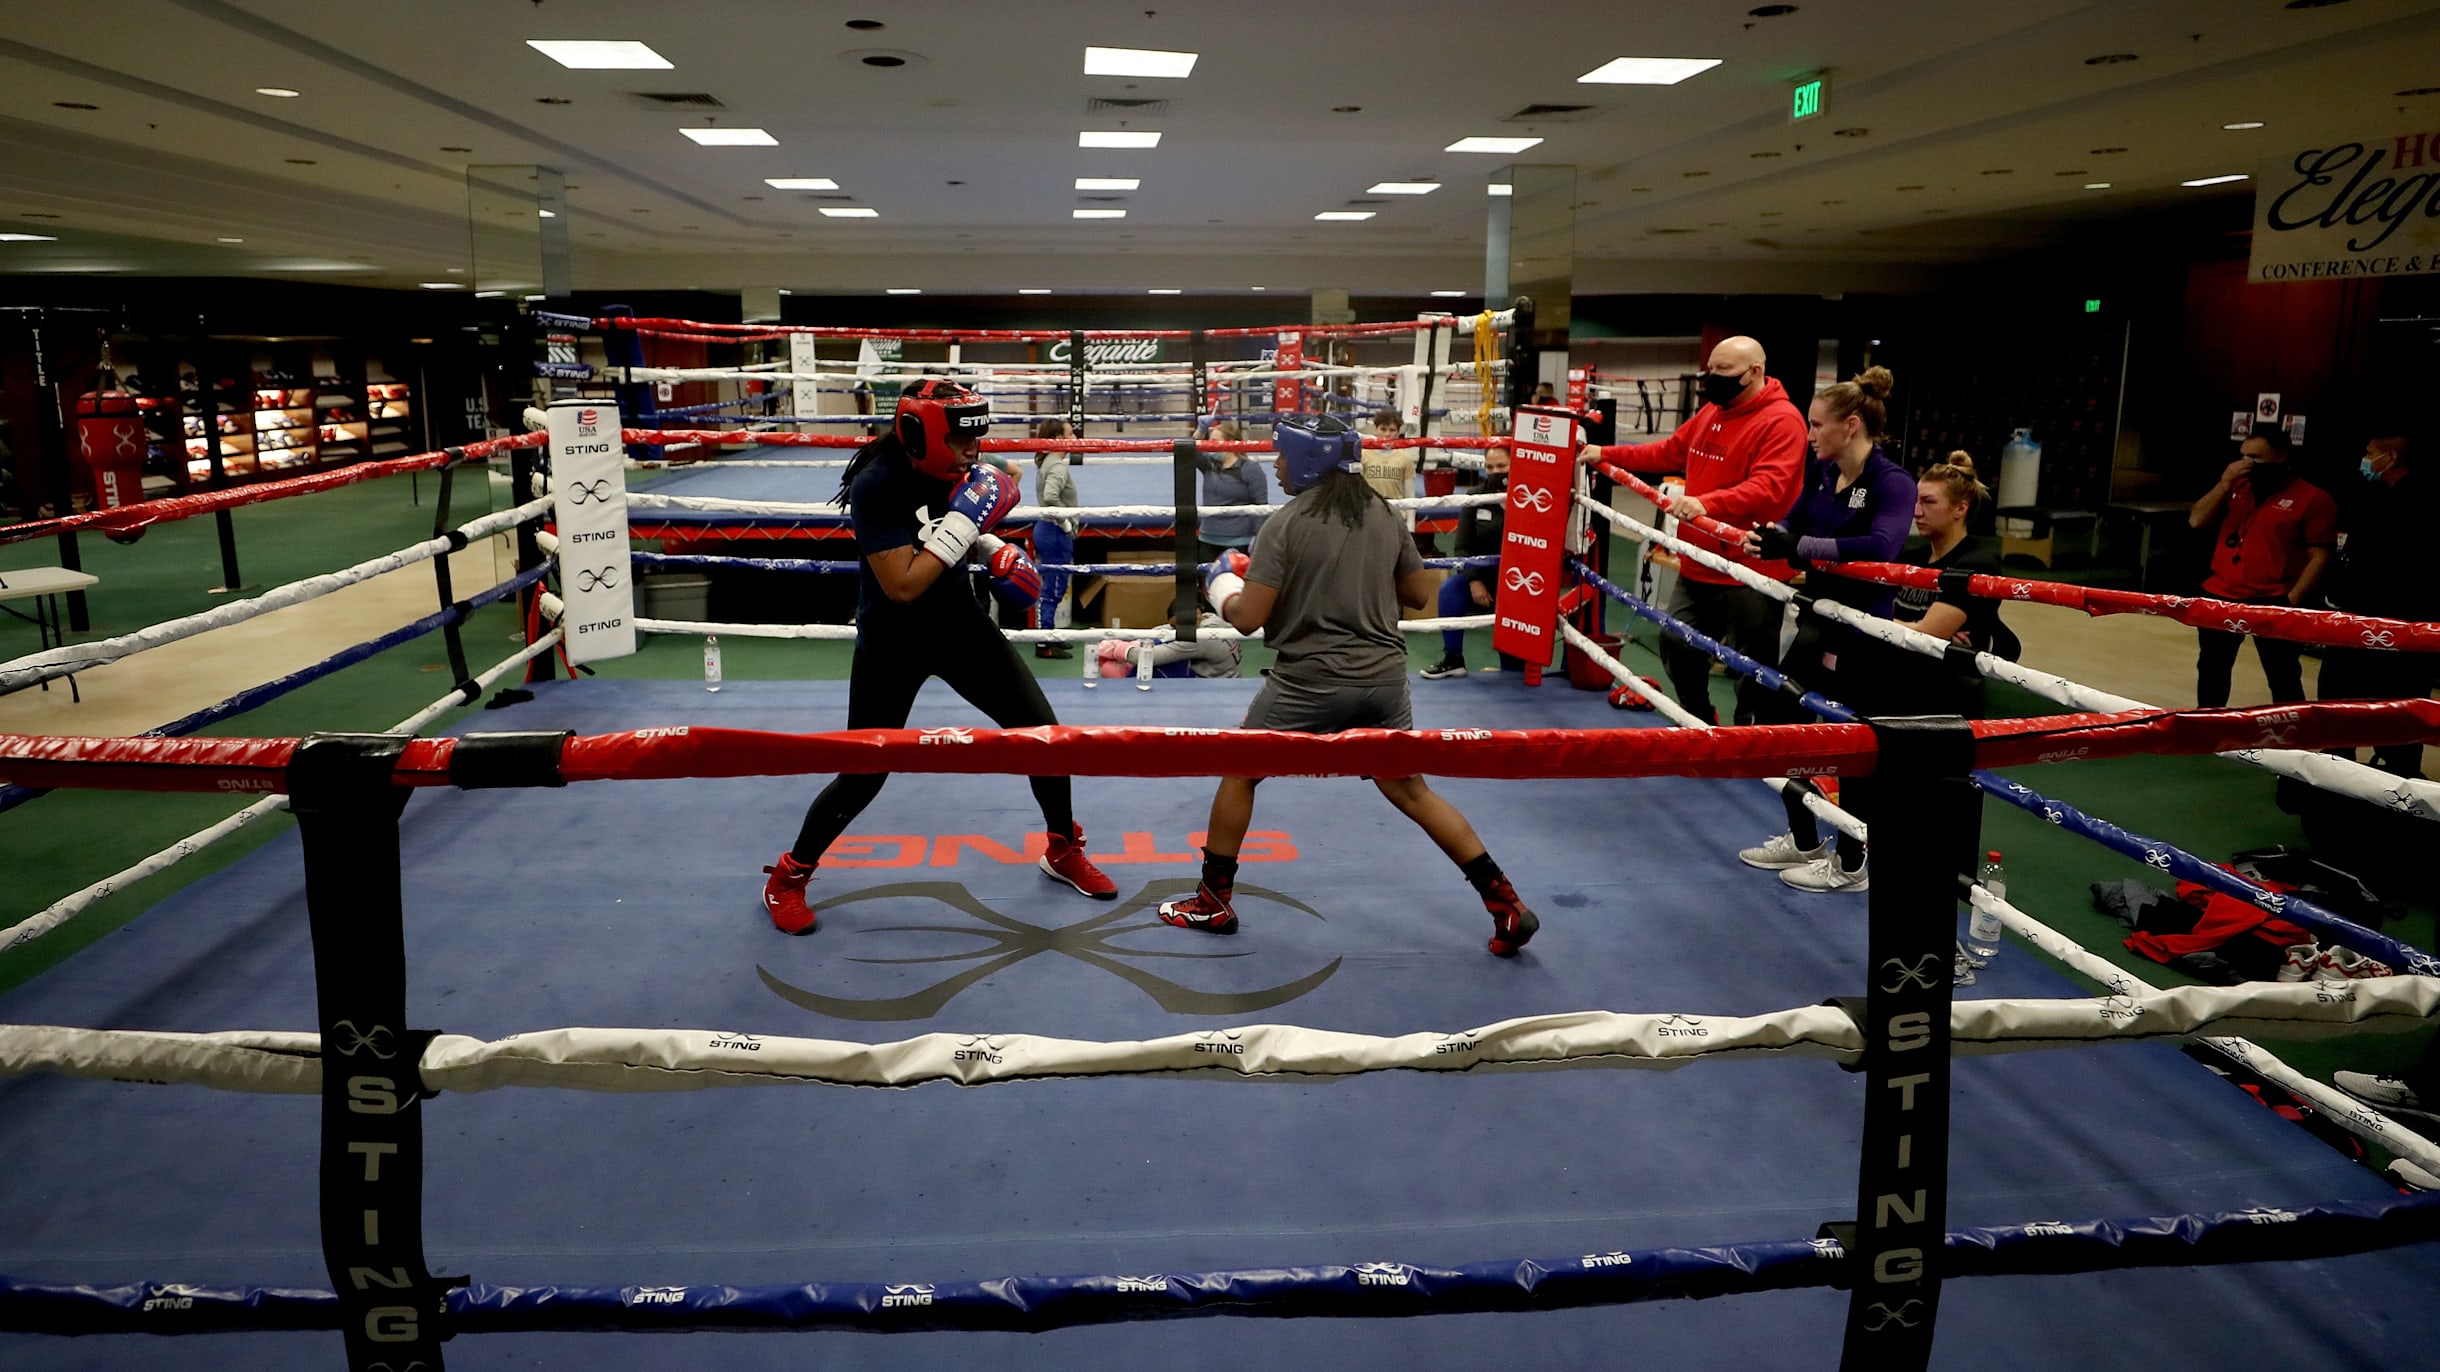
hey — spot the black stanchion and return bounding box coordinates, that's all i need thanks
[428,455,472,689]
[1173,437,1200,640]
[1834,714,1976,1372]
[1504,296,1537,413]
[510,444,557,684]
[1066,330,1087,439]
[290,734,454,1372]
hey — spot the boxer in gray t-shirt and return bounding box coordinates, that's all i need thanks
[1158,413,1539,957]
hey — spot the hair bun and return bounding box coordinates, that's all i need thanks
[1854,365,1895,399]
[1945,450,1975,473]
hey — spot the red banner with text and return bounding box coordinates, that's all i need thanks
[1493,405,1579,666]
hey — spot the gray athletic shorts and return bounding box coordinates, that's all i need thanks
[1241,673,1413,734]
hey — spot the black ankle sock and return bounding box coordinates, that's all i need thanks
[1459,852,1504,896]
[1838,844,1866,874]
[1203,850,1239,888]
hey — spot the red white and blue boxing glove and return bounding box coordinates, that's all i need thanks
[972,533,1042,615]
[1203,550,1250,617]
[919,464,1021,569]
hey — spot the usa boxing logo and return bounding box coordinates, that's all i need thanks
[1503,567,1546,596]
[575,407,600,437]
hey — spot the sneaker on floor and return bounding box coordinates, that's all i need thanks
[761,851,818,935]
[1040,825,1118,899]
[2388,1158,2439,1192]
[1781,857,1869,893]
[1482,874,1539,958]
[1738,832,1828,871]
[1158,881,1238,935]
[1420,656,1468,680]
[2276,941,2322,983]
[2334,1071,2440,1123]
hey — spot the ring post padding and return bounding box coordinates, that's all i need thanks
[1838,714,1976,1371]
[509,445,556,683]
[289,734,453,1371]
[1173,438,1200,643]
[1066,331,1087,435]
[428,462,472,691]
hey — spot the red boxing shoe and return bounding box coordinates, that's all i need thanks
[1157,881,1238,935]
[1483,875,1539,958]
[761,851,818,934]
[1040,824,1118,900]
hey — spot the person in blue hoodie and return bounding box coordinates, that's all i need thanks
[1734,366,1916,895]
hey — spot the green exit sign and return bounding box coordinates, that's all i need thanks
[2084,299,2101,313]
[1790,72,1829,124]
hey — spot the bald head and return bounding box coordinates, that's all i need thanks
[1701,336,1767,408]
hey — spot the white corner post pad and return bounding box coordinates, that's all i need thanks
[546,399,637,664]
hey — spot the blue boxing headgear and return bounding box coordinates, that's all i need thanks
[1272,413,1364,495]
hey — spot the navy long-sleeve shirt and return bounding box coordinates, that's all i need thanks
[1783,446,1916,618]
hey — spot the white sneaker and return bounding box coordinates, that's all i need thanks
[1781,856,1869,893]
[2335,1071,2439,1123]
[2388,1158,2439,1191]
[1738,832,1828,871]
[2276,941,2322,983]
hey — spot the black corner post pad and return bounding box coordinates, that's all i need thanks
[446,730,573,790]
[1836,713,1975,1372]
[443,529,470,552]
[289,735,455,1370]
[1173,438,1201,643]
[1935,566,1975,599]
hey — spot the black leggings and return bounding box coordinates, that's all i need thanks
[2194,595,2305,708]
[790,611,1070,861]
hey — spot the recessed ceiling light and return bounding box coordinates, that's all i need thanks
[2084,182,2113,189]
[1073,208,1127,219]
[2183,173,2249,187]
[1447,136,1542,154]
[418,282,464,290]
[1018,288,1052,295]
[216,236,245,243]
[1249,285,1266,291]
[444,267,466,273]
[1075,177,1141,190]
[2222,121,2266,130]
[1148,288,1183,295]
[526,40,673,70]
[682,127,776,146]
[2084,53,2139,66]
[1487,183,1513,196]
[255,87,301,98]
[1369,181,1441,195]
[765,177,839,190]
[1314,211,1376,221]
[885,287,921,295]
[0,233,59,242]
[1577,57,1721,85]
[1083,46,1198,79]
[819,206,879,217]
[1080,130,1161,148]
[1430,290,1467,297]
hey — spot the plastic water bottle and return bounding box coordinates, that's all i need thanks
[703,634,723,693]
[1968,850,2006,962]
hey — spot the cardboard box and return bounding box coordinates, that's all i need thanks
[1402,567,1450,621]
[1085,551,1187,628]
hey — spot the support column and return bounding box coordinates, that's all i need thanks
[1483,164,1576,394]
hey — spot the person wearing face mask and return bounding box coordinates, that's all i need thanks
[2186,425,2337,708]
[2315,431,2436,776]
[1575,336,1806,724]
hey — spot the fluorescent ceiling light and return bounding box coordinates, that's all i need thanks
[1430,290,1467,297]
[1147,288,1182,295]
[475,290,508,298]
[2223,121,2266,131]
[1075,177,1141,190]
[1488,183,1513,196]
[1018,288,1052,295]
[1314,211,1376,221]
[1080,130,1161,148]
[765,177,839,190]
[1084,46,1198,78]
[526,40,672,70]
[2182,173,2249,187]
[2084,182,2112,189]
[1369,181,1440,195]
[681,127,777,146]
[885,288,921,295]
[1072,208,1127,219]
[1249,285,1266,291]
[1447,136,1541,154]
[216,236,245,243]
[254,87,301,98]
[418,282,464,290]
[1577,56,1720,85]
[818,207,879,218]
[0,233,59,242]
[538,209,556,218]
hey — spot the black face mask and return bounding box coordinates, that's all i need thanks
[2249,461,2293,492]
[1699,369,1749,409]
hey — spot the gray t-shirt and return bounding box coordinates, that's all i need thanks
[1247,487,1423,685]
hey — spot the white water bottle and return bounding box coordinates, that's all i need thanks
[1968,850,2006,961]
[703,634,723,692]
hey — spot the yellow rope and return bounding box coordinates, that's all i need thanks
[1471,313,1500,437]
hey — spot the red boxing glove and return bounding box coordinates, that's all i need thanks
[981,537,1041,613]
[1203,550,1250,615]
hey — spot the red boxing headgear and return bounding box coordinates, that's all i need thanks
[894,378,993,480]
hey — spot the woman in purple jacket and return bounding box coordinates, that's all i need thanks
[1732,366,1916,894]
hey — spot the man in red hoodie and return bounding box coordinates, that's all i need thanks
[1578,336,1806,723]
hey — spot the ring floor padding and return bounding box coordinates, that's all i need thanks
[4,676,2437,1370]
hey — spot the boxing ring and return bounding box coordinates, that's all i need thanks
[3,320,2440,1372]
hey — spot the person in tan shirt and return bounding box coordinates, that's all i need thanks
[1362,408,1433,555]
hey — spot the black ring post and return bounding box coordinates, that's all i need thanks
[1837,713,1976,1372]
[510,444,557,683]
[290,734,452,1371]
[428,457,471,689]
[1066,330,1087,440]
[1173,438,1201,641]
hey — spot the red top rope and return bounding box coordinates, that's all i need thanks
[6,702,2437,796]
[627,429,1512,455]
[597,317,1474,344]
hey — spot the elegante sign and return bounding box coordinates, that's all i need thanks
[1044,336,1166,365]
[2249,129,2440,283]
